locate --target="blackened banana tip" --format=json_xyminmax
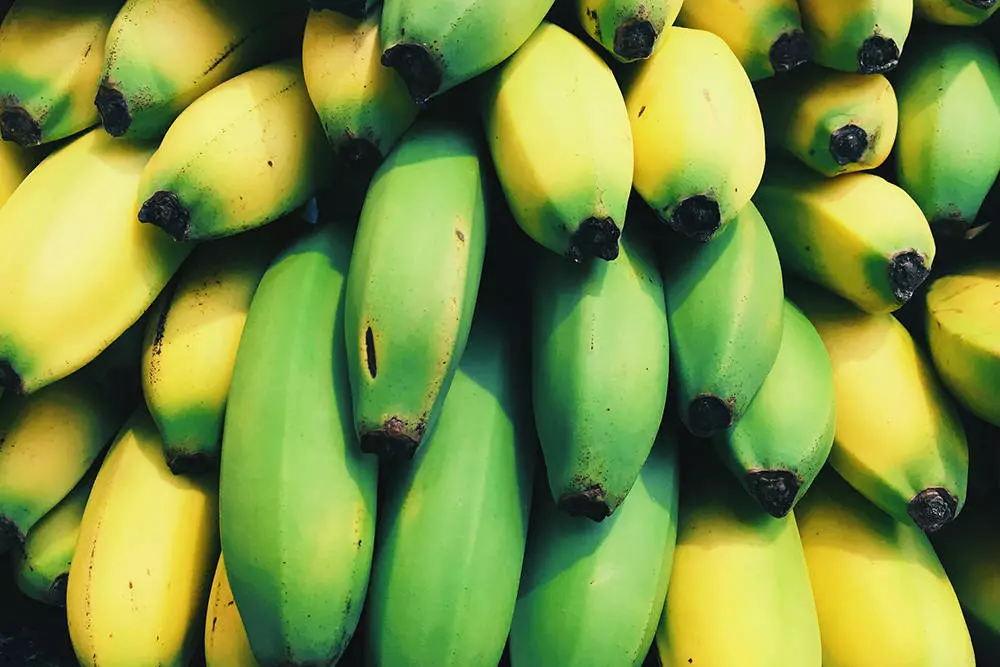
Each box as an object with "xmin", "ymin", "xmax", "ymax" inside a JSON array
[
  {"xmin": 167, "ymin": 451, "xmax": 216, "ymax": 476},
  {"xmin": 48, "ymin": 573, "xmax": 69, "ymax": 607},
  {"xmin": 687, "ymin": 394, "xmax": 732, "ymax": 438},
  {"xmin": 769, "ymin": 30, "xmax": 811, "ymax": 74},
  {"xmin": 95, "ymin": 82, "xmax": 132, "ymax": 138},
  {"xmin": 339, "ymin": 137, "xmax": 381, "ymax": 184},
  {"xmin": 567, "ymin": 217, "xmax": 621, "ymax": 263},
  {"xmin": 360, "ymin": 418, "xmax": 420, "ymax": 461},
  {"xmin": 966, "ymin": 0, "xmax": 997, "ymax": 8},
  {"xmin": 307, "ymin": 0, "xmax": 368, "ymax": 19},
  {"xmin": 858, "ymin": 35, "xmax": 900, "ymax": 75},
  {"xmin": 0, "ymin": 106, "xmax": 40, "ymax": 147},
  {"xmin": 830, "ymin": 124, "xmax": 869, "ymax": 166},
  {"xmin": 0, "ymin": 359, "xmax": 23, "ymax": 394},
  {"xmin": 614, "ymin": 19, "xmax": 657, "ymax": 61},
  {"xmin": 908, "ymin": 487, "xmax": 958, "ymax": 533},
  {"xmin": 558, "ymin": 485, "xmax": 612, "ymax": 522},
  {"xmin": 138, "ymin": 190, "xmax": 191, "ymax": 242},
  {"xmin": 888, "ymin": 249, "xmax": 929, "ymax": 304},
  {"xmin": 667, "ymin": 195, "xmax": 722, "ymax": 242},
  {"xmin": 746, "ymin": 470, "xmax": 800, "ymax": 518},
  {"xmin": 381, "ymin": 43, "xmax": 442, "ymax": 106}
]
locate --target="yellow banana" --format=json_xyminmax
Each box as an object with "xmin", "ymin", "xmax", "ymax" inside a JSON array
[
  {"xmin": 576, "ymin": 0, "xmax": 684, "ymax": 62},
  {"xmin": 916, "ymin": 0, "xmax": 999, "ymax": 25},
  {"xmin": 204, "ymin": 555, "xmax": 258, "ymax": 667},
  {"xmin": 797, "ymin": 0, "xmax": 913, "ymax": 74},
  {"xmin": 66, "ymin": 406, "xmax": 219, "ymax": 667}
]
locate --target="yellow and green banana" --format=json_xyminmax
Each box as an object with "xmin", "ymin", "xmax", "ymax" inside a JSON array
[
  {"xmin": 797, "ymin": 0, "xmax": 913, "ymax": 74},
  {"xmin": 204, "ymin": 555, "xmax": 258, "ymax": 667},
  {"xmin": 576, "ymin": 0, "xmax": 683, "ymax": 62}
]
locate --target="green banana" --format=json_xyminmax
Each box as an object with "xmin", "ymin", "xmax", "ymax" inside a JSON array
[
  {"xmin": 576, "ymin": 0, "xmax": 683, "ymax": 62},
  {"xmin": 344, "ymin": 120, "xmax": 487, "ymax": 460},
  {"xmin": 379, "ymin": 0, "xmax": 554, "ymax": 104},
  {"xmin": 753, "ymin": 158, "xmax": 936, "ymax": 314},
  {"xmin": 220, "ymin": 222, "xmax": 378, "ymax": 666},
  {"xmin": 509, "ymin": 427, "xmax": 679, "ymax": 667},
  {"xmin": 531, "ymin": 225, "xmax": 669, "ymax": 521},
  {"xmin": 713, "ymin": 299, "xmax": 836, "ymax": 518},
  {"xmin": 365, "ymin": 312, "xmax": 535, "ymax": 667},
  {"xmin": 797, "ymin": 0, "xmax": 913, "ymax": 74},
  {"xmin": 662, "ymin": 202, "xmax": 784, "ymax": 438},
  {"xmin": 916, "ymin": 0, "xmax": 999, "ymax": 25},
  {"xmin": 893, "ymin": 26, "xmax": 1000, "ymax": 239}
]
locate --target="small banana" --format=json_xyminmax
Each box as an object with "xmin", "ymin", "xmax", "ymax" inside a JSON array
[
  {"xmin": 797, "ymin": 0, "xmax": 913, "ymax": 74},
  {"xmin": 916, "ymin": 0, "xmax": 999, "ymax": 25},
  {"xmin": 576, "ymin": 0, "xmax": 683, "ymax": 62},
  {"xmin": 204, "ymin": 555, "xmax": 258, "ymax": 667}
]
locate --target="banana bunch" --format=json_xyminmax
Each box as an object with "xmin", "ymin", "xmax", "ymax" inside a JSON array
[
  {"xmin": 797, "ymin": 0, "xmax": 913, "ymax": 74},
  {"xmin": 576, "ymin": 0, "xmax": 683, "ymax": 62}
]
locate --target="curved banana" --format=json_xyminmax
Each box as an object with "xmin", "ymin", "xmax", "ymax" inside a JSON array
[
  {"xmin": 345, "ymin": 120, "xmax": 487, "ymax": 460},
  {"xmin": 365, "ymin": 313, "xmax": 535, "ymax": 667},
  {"xmin": 894, "ymin": 27, "xmax": 1000, "ymax": 239},
  {"xmin": 142, "ymin": 227, "xmax": 281, "ymax": 474},
  {"xmin": 136, "ymin": 59, "xmax": 333, "ymax": 242},
  {"xmin": 625, "ymin": 26, "xmax": 765, "ymax": 241},
  {"xmin": 789, "ymin": 282, "xmax": 968, "ymax": 533},
  {"xmin": 713, "ymin": 299, "xmax": 835, "ymax": 518},
  {"xmin": 483, "ymin": 21, "xmax": 632, "ymax": 263},
  {"xmin": 379, "ymin": 0, "xmax": 554, "ymax": 104},
  {"xmin": 532, "ymin": 226, "xmax": 668, "ymax": 520},
  {"xmin": 204, "ymin": 555, "xmax": 258, "ymax": 667},
  {"xmin": 677, "ymin": 0, "xmax": 810, "ymax": 80},
  {"xmin": 753, "ymin": 160, "xmax": 936, "ymax": 314},
  {"xmin": 0, "ymin": 128, "xmax": 190, "ymax": 395},
  {"xmin": 66, "ymin": 407, "xmax": 219, "ymax": 667},
  {"xmin": 926, "ymin": 263, "xmax": 1000, "ymax": 427},
  {"xmin": 97, "ymin": 0, "xmax": 305, "ymax": 140},
  {"xmin": 0, "ymin": 0, "xmax": 120, "ymax": 146},
  {"xmin": 576, "ymin": 0, "xmax": 683, "ymax": 62},
  {"xmin": 303, "ymin": 7, "xmax": 417, "ymax": 203},
  {"xmin": 509, "ymin": 428, "xmax": 679, "ymax": 667},
  {"xmin": 220, "ymin": 223, "xmax": 378, "ymax": 666},
  {"xmin": 655, "ymin": 447, "xmax": 821, "ymax": 667},
  {"xmin": 916, "ymin": 0, "xmax": 999, "ymax": 25},
  {"xmin": 797, "ymin": 469, "xmax": 975, "ymax": 666},
  {"xmin": 0, "ymin": 140, "xmax": 39, "ymax": 206},
  {"xmin": 797, "ymin": 0, "xmax": 913, "ymax": 74},
  {"xmin": 755, "ymin": 67, "xmax": 897, "ymax": 176},
  {"xmin": 663, "ymin": 202, "xmax": 784, "ymax": 438}
]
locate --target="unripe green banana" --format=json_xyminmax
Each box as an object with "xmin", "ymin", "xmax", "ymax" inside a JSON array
[
  {"xmin": 379, "ymin": 0, "xmax": 554, "ymax": 104},
  {"xmin": 532, "ymin": 226, "xmax": 668, "ymax": 521},
  {"xmin": 662, "ymin": 202, "xmax": 784, "ymax": 438},
  {"xmin": 916, "ymin": 0, "xmax": 999, "ymax": 25},
  {"xmin": 345, "ymin": 120, "xmax": 487, "ymax": 460},
  {"xmin": 754, "ymin": 159, "xmax": 936, "ymax": 314},
  {"xmin": 220, "ymin": 223, "xmax": 378, "ymax": 667},
  {"xmin": 509, "ymin": 428, "xmax": 679, "ymax": 667},
  {"xmin": 894, "ymin": 27, "xmax": 1000, "ymax": 239},
  {"xmin": 755, "ymin": 67, "xmax": 897, "ymax": 176},
  {"xmin": 797, "ymin": 0, "xmax": 913, "ymax": 74},
  {"xmin": 576, "ymin": 0, "xmax": 683, "ymax": 62},
  {"xmin": 713, "ymin": 299, "xmax": 835, "ymax": 518}
]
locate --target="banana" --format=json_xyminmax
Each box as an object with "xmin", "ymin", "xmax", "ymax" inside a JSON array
[
  {"xmin": 302, "ymin": 7, "xmax": 419, "ymax": 200},
  {"xmin": 345, "ymin": 120, "xmax": 487, "ymax": 460},
  {"xmin": 789, "ymin": 282, "xmax": 969, "ymax": 533},
  {"xmin": 916, "ymin": 0, "xmax": 999, "ymax": 25},
  {"xmin": 655, "ymin": 446, "xmax": 821, "ymax": 667},
  {"xmin": 531, "ymin": 226, "xmax": 668, "ymax": 520},
  {"xmin": 797, "ymin": 0, "xmax": 913, "ymax": 74},
  {"xmin": 379, "ymin": 0, "xmax": 554, "ymax": 104},
  {"xmin": 307, "ymin": 1, "xmax": 378, "ymax": 19},
  {"xmin": 676, "ymin": 0, "xmax": 810, "ymax": 80},
  {"xmin": 136, "ymin": 59, "xmax": 334, "ymax": 242},
  {"xmin": 141, "ymin": 227, "xmax": 283, "ymax": 474},
  {"xmin": 66, "ymin": 407, "xmax": 219, "ymax": 667},
  {"xmin": 926, "ymin": 263, "xmax": 1000, "ymax": 427},
  {"xmin": 220, "ymin": 223, "xmax": 378, "ymax": 666},
  {"xmin": 482, "ymin": 21, "xmax": 633, "ymax": 263},
  {"xmin": 11, "ymin": 462, "xmax": 97, "ymax": 606},
  {"xmin": 0, "ymin": 0, "xmax": 121, "ymax": 146},
  {"xmin": 365, "ymin": 312, "xmax": 535, "ymax": 667},
  {"xmin": 796, "ymin": 468, "xmax": 975, "ymax": 667},
  {"xmin": 713, "ymin": 299, "xmax": 836, "ymax": 518},
  {"xmin": 893, "ymin": 27, "xmax": 1000, "ymax": 239},
  {"xmin": 509, "ymin": 427, "xmax": 679, "ymax": 667},
  {"xmin": 576, "ymin": 0, "xmax": 683, "ymax": 62},
  {"xmin": 0, "ymin": 128, "xmax": 190, "ymax": 395},
  {"xmin": 755, "ymin": 67, "xmax": 898, "ymax": 176},
  {"xmin": 625, "ymin": 26, "xmax": 766, "ymax": 241},
  {"xmin": 204, "ymin": 555, "xmax": 258, "ymax": 667},
  {"xmin": 753, "ymin": 159, "xmax": 936, "ymax": 314},
  {"xmin": 662, "ymin": 202, "xmax": 784, "ymax": 438},
  {"xmin": 97, "ymin": 0, "xmax": 305, "ymax": 140},
  {"xmin": 0, "ymin": 139, "xmax": 39, "ymax": 206}
]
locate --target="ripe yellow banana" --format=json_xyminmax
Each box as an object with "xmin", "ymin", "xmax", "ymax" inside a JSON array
[
  {"xmin": 790, "ymin": 282, "xmax": 968, "ymax": 533},
  {"xmin": 66, "ymin": 407, "xmax": 219, "ymax": 667},
  {"xmin": 0, "ymin": 0, "xmax": 121, "ymax": 146},
  {"xmin": 0, "ymin": 128, "xmax": 190, "ymax": 395},
  {"xmin": 797, "ymin": 0, "xmax": 913, "ymax": 74},
  {"xmin": 797, "ymin": 468, "xmax": 975, "ymax": 667},
  {"xmin": 136, "ymin": 59, "xmax": 333, "ymax": 242},
  {"xmin": 204, "ymin": 555, "xmax": 258, "ymax": 667},
  {"xmin": 625, "ymin": 26, "xmax": 765, "ymax": 241},
  {"xmin": 576, "ymin": 0, "xmax": 683, "ymax": 62},
  {"xmin": 916, "ymin": 0, "xmax": 999, "ymax": 25},
  {"xmin": 483, "ymin": 21, "xmax": 633, "ymax": 262},
  {"xmin": 677, "ymin": 0, "xmax": 810, "ymax": 80},
  {"xmin": 0, "ymin": 139, "xmax": 38, "ymax": 206}
]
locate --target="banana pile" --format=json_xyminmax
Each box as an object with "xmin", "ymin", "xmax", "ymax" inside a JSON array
[{"xmin": 1, "ymin": 0, "xmax": 1000, "ymax": 665}]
